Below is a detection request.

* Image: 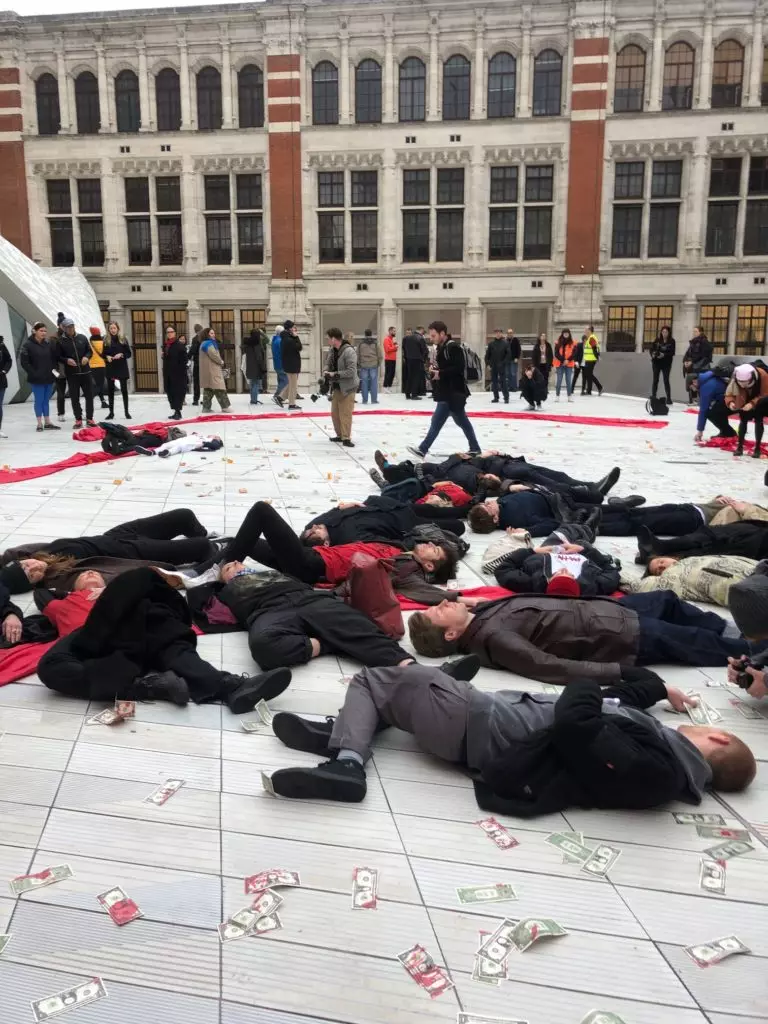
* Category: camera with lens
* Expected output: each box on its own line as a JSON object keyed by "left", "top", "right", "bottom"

{"left": 732, "top": 653, "right": 767, "bottom": 689}
{"left": 310, "top": 376, "right": 331, "bottom": 402}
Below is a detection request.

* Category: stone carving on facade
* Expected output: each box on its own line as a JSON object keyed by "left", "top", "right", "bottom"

{"left": 609, "top": 138, "right": 695, "bottom": 158}
{"left": 708, "top": 135, "right": 768, "bottom": 155}
{"left": 394, "top": 148, "right": 472, "bottom": 167}
{"left": 112, "top": 157, "right": 183, "bottom": 174}
{"left": 307, "top": 152, "right": 383, "bottom": 170}
{"left": 484, "top": 143, "right": 564, "bottom": 163}
{"left": 192, "top": 155, "right": 265, "bottom": 172}
{"left": 32, "top": 159, "right": 102, "bottom": 177}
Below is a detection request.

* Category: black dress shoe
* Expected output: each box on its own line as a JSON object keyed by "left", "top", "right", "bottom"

{"left": 223, "top": 668, "right": 292, "bottom": 714}
{"left": 272, "top": 711, "right": 335, "bottom": 755}
{"left": 635, "top": 525, "right": 658, "bottom": 565}
{"left": 329, "top": 436, "right": 342, "bottom": 442}
{"left": 342, "top": 439, "right": 355, "bottom": 447}
{"left": 132, "top": 670, "right": 189, "bottom": 706}
{"left": 595, "top": 466, "right": 621, "bottom": 496}
{"left": 607, "top": 494, "right": 645, "bottom": 509}
{"left": 374, "top": 449, "right": 387, "bottom": 471}
{"left": 440, "top": 654, "right": 480, "bottom": 682}
{"left": 270, "top": 758, "right": 367, "bottom": 802}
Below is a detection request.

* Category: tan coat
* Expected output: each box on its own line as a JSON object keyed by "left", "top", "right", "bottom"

{"left": 624, "top": 555, "right": 759, "bottom": 607}
{"left": 709, "top": 500, "right": 768, "bottom": 526}
{"left": 198, "top": 339, "right": 227, "bottom": 390}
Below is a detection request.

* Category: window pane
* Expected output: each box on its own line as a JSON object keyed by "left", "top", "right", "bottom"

{"left": 355, "top": 60, "right": 382, "bottom": 124}
{"left": 156, "top": 176, "right": 181, "bottom": 212}
{"left": 614, "top": 45, "right": 646, "bottom": 112}
{"left": 648, "top": 204, "right": 679, "bottom": 257}
{"left": 735, "top": 304, "right": 767, "bottom": 356}
{"left": 525, "top": 165, "right": 554, "bottom": 202}
{"left": 642, "top": 305, "right": 674, "bottom": 349}
{"left": 490, "top": 166, "right": 518, "bottom": 204}
{"left": 399, "top": 57, "right": 426, "bottom": 122}
{"left": 238, "top": 64, "right": 264, "bottom": 128}
{"left": 709, "top": 157, "right": 742, "bottom": 196}
{"left": 436, "top": 209, "right": 464, "bottom": 260}
{"left": 318, "top": 171, "right": 344, "bottom": 207}
{"left": 78, "top": 218, "right": 104, "bottom": 266}
{"left": 523, "top": 207, "right": 552, "bottom": 259}
{"left": 611, "top": 205, "right": 643, "bottom": 258}
{"left": 36, "top": 73, "right": 61, "bottom": 136}
{"left": 156, "top": 68, "right": 181, "bottom": 131}
{"left": 236, "top": 173, "right": 262, "bottom": 209}
{"left": 744, "top": 199, "right": 768, "bottom": 255}
{"left": 712, "top": 40, "right": 744, "bottom": 108}
{"left": 763, "top": 43, "right": 768, "bottom": 105}
{"left": 442, "top": 54, "right": 470, "bottom": 121}
{"left": 158, "top": 216, "right": 183, "bottom": 265}
{"left": 77, "top": 179, "right": 102, "bottom": 214}
{"left": 237, "top": 214, "right": 264, "bottom": 264}
{"left": 115, "top": 69, "right": 140, "bottom": 132}
{"left": 206, "top": 215, "right": 232, "bottom": 264}
{"left": 313, "top": 61, "right": 339, "bottom": 125}
{"left": 651, "top": 160, "right": 682, "bottom": 198}
{"left": 351, "top": 170, "right": 377, "bottom": 207}
{"left": 403, "top": 169, "right": 430, "bottom": 206}
{"left": 488, "top": 52, "right": 516, "bottom": 118}
{"left": 318, "top": 211, "right": 344, "bottom": 262}
{"left": 489, "top": 207, "right": 517, "bottom": 260}
{"left": 75, "top": 71, "right": 100, "bottom": 134}
{"left": 47, "top": 179, "right": 71, "bottom": 214}
{"left": 204, "top": 175, "right": 230, "bottom": 210}
{"left": 403, "top": 210, "right": 430, "bottom": 261}
{"left": 749, "top": 156, "right": 768, "bottom": 195}
{"left": 127, "top": 217, "right": 151, "bottom": 265}
{"left": 533, "top": 50, "right": 562, "bottom": 116}
{"left": 351, "top": 211, "right": 377, "bottom": 262}
{"left": 437, "top": 168, "right": 464, "bottom": 205}
{"left": 662, "top": 42, "right": 694, "bottom": 110}
{"left": 50, "top": 218, "right": 74, "bottom": 266}
{"left": 197, "top": 66, "right": 222, "bottom": 130}
{"left": 125, "top": 177, "right": 149, "bottom": 212}
{"left": 606, "top": 306, "right": 637, "bottom": 352}
{"left": 614, "top": 162, "right": 645, "bottom": 199}
{"left": 705, "top": 202, "right": 738, "bottom": 256}
{"left": 699, "top": 305, "right": 730, "bottom": 354}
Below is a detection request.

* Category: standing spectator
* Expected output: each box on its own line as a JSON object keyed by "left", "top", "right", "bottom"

{"left": 161, "top": 326, "right": 177, "bottom": 412}
{"left": 188, "top": 323, "right": 203, "bottom": 406}
{"left": 506, "top": 328, "right": 521, "bottom": 393}
{"left": 531, "top": 332, "right": 554, "bottom": 382}
{"left": 683, "top": 326, "right": 713, "bottom": 405}
{"left": 357, "top": 329, "right": 382, "bottom": 405}
{"left": 19, "top": 322, "right": 60, "bottom": 433}
{"left": 88, "top": 327, "right": 109, "bottom": 410}
{"left": 271, "top": 325, "right": 287, "bottom": 399}
{"left": 53, "top": 312, "right": 68, "bottom": 422}
{"left": 485, "top": 328, "right": 511, "bottom": 404}
{"left": 243, "top": 327, "right": 267, "bottom": 406}
{"left": 407, "top": 321, "right": 480, "bottom": 458}
{"left": 166, "top": 332, "right": 189, "bottom": 420}
{"left": 520, "top": 363, "right": 547, "bottom": 411}
{"left": 104, "top": 320, "right": 132, "bottom": 421}
{"left": 0, "top": 334, "right": 12, "bottom": 439}
{"left": 572, "top": 335, "right": 585, "bottom": 393}
{"left": 383, "top": 326, "right": 398, "bottom": 390}
{"left": 650, "top": 324, "right": 676, "bottom": 404}
{"left": 581, "top": 325, "right": 603, "bottom": 396}
{"left": 403, "top": 326, "right": 428, "bottom": 400}
{"left": 55, "top": 317, "right": 95, "bottom": 427}
{"left": 274, "top": 320, "right": 301, "bottom": 410}
{"left": 553, "top": 329, "right": 577, "bottom": 402}
{"left": 726, "top": 363, "right": 768, "bottom": 458}
{"left": 325, "top": 327, "right": 359, "bottom": 447}
{"left": 199, "top": 327, "right": 232, "bottom": 414}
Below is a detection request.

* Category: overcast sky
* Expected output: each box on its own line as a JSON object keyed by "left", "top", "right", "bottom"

{"left": 9, "top": 0, "right": 262, "bottom": 14}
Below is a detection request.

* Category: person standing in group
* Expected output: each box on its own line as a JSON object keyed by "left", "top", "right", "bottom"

{"left": 726, "top": 363, "right": 768, "bottom": 458}
{"left": 19, "top": 322, "right": 60, "bottom": 433}
{"left": 553, "top": 329, "right": 577, "bottom": 403}
{"left": 407, "top": 321, "right": 480, "bottom": 459}
{"left": 188, "top": 323, "right": 203, "bottom": 406}
{"left": 325, "top": 328, "right": 359, "bottom": 447}
{"left": 383, "top": 326, "right": 398, "bottom": 390}
{"left": 581, "top": 325, "right": 603, "bottom": 396}
{"left": 403, "top": 326, "right": 428, "bottom": 400}
{"left": 243, "top": 326, "right": 267, "bottom": 406}
{"left": 0, "top": 334, "right": 12, "bottom": 439}
{"left": 271, "top": 325, "right": 287, "bottom": 399}
{"left": 166, "top": 331, "right": 189, "bottom": 420}
{"left": 199, "top": 327, "right": 232, "bottom": 414}
{"left": 161, "top": 326, "right": 179, "bottom": 412}
{"left": 357, "top": 329, "right": 382, "bottom": 405}
{"left": 274, "top": 320, "right": 302, "bottom": 410}
{"left": 485, "top": 327, "right": 511, "bottom": 404}
{"left": 531, "top": 332, "right": 554, "bottom": 382}
{"left": 88, "top": 327, "right": 109, "bottom": 410}
{"left": 53, "top": 312, "right": 68, "bottom": 422}
{"left": 55, "top": 317, "right": 95, "bottom": 427}
{"left": 506, "top": 328, "right": 521, "bottom": 394}
{"left": 104, "top": 321, "right": 132, "bottom": 421}
{"left": 683, "top": 326, "right": 713, "bottom": 405}
{"left": 650, "top": 324, "right": 675, "bottom": 404}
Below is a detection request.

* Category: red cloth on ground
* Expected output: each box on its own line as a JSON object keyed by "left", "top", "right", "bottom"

{"left": 72, "top": 426, "right": 106, "bottom": 442}
{"left": 701, "top": 435, "right": 768, "bottom": 456}
{"left": 415, "top": 482, "right": 473, "bottom": 507}
{"left": 316, "top": 542, "right": 401, "bottom": 585}
{"left": 0, "top": 449, "right": 135, "bottom": 484}
{"left": 0, "top": 591, "right": 94, "bottom": 686}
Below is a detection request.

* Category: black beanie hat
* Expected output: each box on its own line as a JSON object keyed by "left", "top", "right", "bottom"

{"left": 0, "top": 562, "right": 31, "bottom": 595}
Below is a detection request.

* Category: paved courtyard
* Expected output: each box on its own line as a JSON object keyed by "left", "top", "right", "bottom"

{"left": 0, "top": 388, "right": 766, "bottom": 1024}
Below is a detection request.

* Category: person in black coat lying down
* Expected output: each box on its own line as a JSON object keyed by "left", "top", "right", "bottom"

{"left": 265, "top": 666, "right": 756, "bottom": 809}
{"left": 493, "top": 529, "right": 621, "bottom": 597}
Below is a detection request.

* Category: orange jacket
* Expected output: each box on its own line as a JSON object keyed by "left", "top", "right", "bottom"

{"left": 553, "top": 340, "right": 576, "bottom": 368}
{"left": 383, "top": 336, "right": 398, "bottom": 360}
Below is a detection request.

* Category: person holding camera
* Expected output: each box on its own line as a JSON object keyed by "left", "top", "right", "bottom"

{"left": 325, "top": 328, "right": 359, "bottom": 448}
{"left": 727, "top": 572, "right": 768, "bottom": 699}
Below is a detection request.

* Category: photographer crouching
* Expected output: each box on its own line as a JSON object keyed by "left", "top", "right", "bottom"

{"left": 726, "top": 570, "right": 768, "bottom": 698}
{"left": 325, "top": 327, "right": 359, "bottom": 448}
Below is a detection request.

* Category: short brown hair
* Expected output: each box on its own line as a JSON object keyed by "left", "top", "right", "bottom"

{"left": 708, "top": 734, "right": 756, "bottom": 792}
{"left": 468, "top": 505, "right": 496, "bottom": 534}
{"left": 408, "top": 612, "right": 459, "bottom": 658}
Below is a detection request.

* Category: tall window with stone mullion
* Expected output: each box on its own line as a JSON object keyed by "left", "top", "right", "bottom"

{"left": 706, "top": 157, "right": 741, "bottom": 257}
{"left": 487, "top": 53, "right": 516, "bottom": 118}
{"left": 611, "top": 161, "right": 644, "bottom": 258}
{"left": 204, "top": 174, "right": 232, "bottom": 264}
{"left": 488, "top": 166, "right": 518, "bottom": 260}
{"left": 125, "top": 177, "right": 152, "bottom": 265}
{"left": 351, "top": 171, "right": 378, "bottom": 263}
{"left": 236, "top": 173, "right": 264, "bottom": 264}
{"left": 77, "top": 179, "right": 104, "bottom": 266}
{"left": 355, "top": 61, "right": 382, "bottom": 124}
{"left": 313, "top": 62, "right": 339, "bottom": 125}
{"left": 156, "top": 176, "right": 183, "bottom": 265}
{"left": 402, "top": 168, "right": 430, "bottom": 262}
{"left": 648, "top": 160, "right": 682, "bottom": 258}
{"left": 47, "top": 179, "right": 74, "bottom": 266}
{"left": 317, "top": 171, "right": 345, "bottom": 263}
{"left": 115, "top": 70, "right": 141, "bottom": 132}
{"left": 36, "top": 73, "right": 61, "bottom": 136}
{"left": 745, "top": 156, "right": 768, "bottom": 256}
{"left": 442, "top": 55, "right": 470, "bottom": 121}
{"left": 523, "top": 165, "right": 554, "bottom": 259}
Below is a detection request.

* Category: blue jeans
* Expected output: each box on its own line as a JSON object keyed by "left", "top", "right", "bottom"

{"left": 418, "top": 400, "right": 480, "bottom": 455}
{"left": 31, "top": 382, "right": 54, "bottom": 418}
{"left": 359, "top": 366, "right": 379, "bottom": 403}
{"left": 274, "top": 370, "right": 288, "bottom": 396}
{"left": 507, "top": 361, "right": 518, "bottom": 392}
{"left": 555, "top": 365, "right": 573, "bottom": 396}
{"left": 249, "top": 378, "right": 261, "bottom": 404}
{"left": 490, "top": 366, "right": 509, "bottom": 401}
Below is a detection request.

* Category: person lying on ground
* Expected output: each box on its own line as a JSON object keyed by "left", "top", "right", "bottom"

{"left": 407, "top": 580, "right": 748, "bottom": 684}
{"left": 0, "top": 510, "right": 219, "bottom": 594}
{"left": 636, "top": 519, "right": 768, "bottom": 566}
{"left": 493, "top": 531, "right": 621, "bottom": 597}
{"left": 38, "top": 568, "right": 292, "bottom": 713}
{"left": 369, "top": 450, "right": 505, "bottom": 499}
{"left": 726, "top": 571, "right": 768, "bottom": 699}
{"left": 301, "top": 494, "right": 465, "bottom": 547}
{"left": 135, "top": 433, "right": 223, "bottom": 458}
{"left": 568, "top": 494, "right": 768, "bottom": 539}
{"left": 265, "top": 666, "right": 755, "bottom": 808}
{"left": 623, "top": 553, "right": 759, "bottom": 607}
{"left": 367, "top": 469, "right": 475, "bottom": 510}
{"left": 468, "top": 486, "right": 601, "bottom": 537}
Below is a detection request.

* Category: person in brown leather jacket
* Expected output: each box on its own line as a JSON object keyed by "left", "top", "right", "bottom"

{"left": 725, "top": 362, "right": 768, "bottom": 457}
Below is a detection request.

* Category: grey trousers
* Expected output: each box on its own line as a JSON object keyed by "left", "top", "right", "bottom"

{"left": 330, "top": 664, "right": 471, "bottom": 763}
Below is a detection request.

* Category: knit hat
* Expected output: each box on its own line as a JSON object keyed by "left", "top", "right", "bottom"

{"left": 728, "top": 574, "right": 768, "bottom": 639}
{"left": 60, "top": 317, "right": 75, "bottom": 328}
{"left": 283, "top": 320, "right": 295, "bottom": 330}
{"left": 735, "top": 364, "right": 756, "bottom": 383}
{"left": 0, "top": 562, "right": 31, "bottom": 595}
{"left": 89, "top": 326, "right": 103, "bottom": 339}
{"left": 546, "top": 574, "right": 581, "bottom": 599}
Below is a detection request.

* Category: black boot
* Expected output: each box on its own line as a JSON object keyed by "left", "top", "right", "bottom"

{"left": 105, "top": 411, "right": 114, "bottom": 420}
{"left": 374, "top": 449, "right": 387, "bottom": 471}
{"left": 594, "top": 466, "right": 621, "bottom": 496}
{"left": 571, "top": 485, "right": 602, "bottom": 505}
{"left": 635, "top": 525, "right": 662, "bottom": 565}
{"left": 608, "top": 494, "right": 645, "bottom": 509}
{"left": 440, "top": 654, "right": 480, "bottom": 682}
{"left": 734, "top": 445, "right": 744, "bottom": 457}
{"left": 132, "top": 670, "right": 189, "bottom": 706}
{"left": 271, "top": 758, "right": 367, "bottom": 802}
{"left": 221, "top": 668, "right": 292, "bottom": 714}
{"left": 577, "top": 506, "right": 602, "bottom": 535}
{"left": 272, "top": 712, "right": 335, "bottom": 755}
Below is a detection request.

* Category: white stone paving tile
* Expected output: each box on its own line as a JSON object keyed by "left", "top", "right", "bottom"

{"left": 0, "top": 733, "right": 74, "bottom": 771}
{"left": 66, "top": 741, "right": 221, "bottom": 790}
{"left": 0, "top": 764, "right": 62, "bottom": 807}
{"left": 53, "top": 773, "right": 221, "bottom": 830}
{"left": 0, "top": 706, "right": 83, "bottom": 741}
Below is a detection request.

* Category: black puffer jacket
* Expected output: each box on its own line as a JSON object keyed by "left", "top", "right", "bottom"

{"left": 243, "top": 330, "right": 267, "bottom": 379}
{"left": 55, "top": 332, "right": 93, "bottom": 377}
{"left": 280, "top": 330, "right": 302, "bottom": 374}
{"left": 0, "top": 338, "right": 11, "bottom": 390}
{"left": 19, "top": 336, "right": 57, "bottom": 385}
{"left": 494, "top": 543, "right": 620, "bottom": 597}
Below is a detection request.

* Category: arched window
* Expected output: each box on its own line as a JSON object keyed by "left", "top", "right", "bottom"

{"left": 442, "top": 54, "right": 470, "bottom": 120}
{"left": 156, "top": 68, "right": 181, "bottom": 131}
{"left": 238, "top": 64, "right": 264, "bottom": 128}
{"left": 532, "top": 50, "right": 562, "bottom": 116}
{"left": 312, "top": 61, "right": 338, "bottom": 124}
{"left": 614, "top": 45, "right": 646, "bottom": 112}
{"left": 36, "top": 73, "right": 60, "bottom": 135}
{"left": 197, "top": 66, "right": 222, "bottom": 130}
{"left": 662, "top": 42, "right": 695, "bottom": 109}
{"left": 355, "top": 59, "right": 382, "bottom": 124}
{"left": 115, "top": 69, "right": 140, "bottom": 132}
{"left": 487, "top": 52, "right": 516, "bottom": 118}
{"left": 75, "top": 71, "right": 100, "bottom": 134}
{"left": 399, "top": 56, "right": 426, "bottom": 122}
{"left": 712, "top": 39, "right": 744, "bottom": 108}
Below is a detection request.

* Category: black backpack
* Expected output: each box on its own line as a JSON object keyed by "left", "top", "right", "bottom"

{"left": 646, "top": 397, "right": 669, "bottom": 416}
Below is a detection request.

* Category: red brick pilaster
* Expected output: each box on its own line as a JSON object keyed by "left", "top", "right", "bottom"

{"left": 266, "top": 54, "right": 302, "bottom": 281}
{"left": 0, "top": 66, "right": 31, "bottom": 255}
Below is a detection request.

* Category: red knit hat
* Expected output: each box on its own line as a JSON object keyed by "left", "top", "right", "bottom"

{"left": 89, "top": 326, "right": 103, "bottom": 339}
{"left": 546, "top": 574, "right": 581, "bottom": 598}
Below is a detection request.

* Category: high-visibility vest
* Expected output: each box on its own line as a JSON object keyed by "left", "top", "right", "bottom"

{"left": 583, "top": 335, "right": 599, "bottom": 362}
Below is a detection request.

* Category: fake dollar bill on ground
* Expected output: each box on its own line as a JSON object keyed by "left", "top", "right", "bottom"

{"left": 458, "top": 1015, "right": 530, "bottom": 1024}
{"left": 545, "top": 832, "right": 593, "bottom": 863}
{"left": 702, "top": 839, "right": 754, "bottom": 862}
{"left": 472, "top": 930, "right": 509, "bottom": 986}
{"left": 245, "top": 869, "right": 300, "bottom": 893}
{"left": 10, "top": 864, "right": 73, "bottom": 896}
{"left": 96, "top": 886, "right": 143, "bottom": 926}
{"left": 31, "top": 978, "right": 108, "bottom": 1021}
{"left": 581, "top": 844, "right": 622, "bottom": 878}
{"left": 0, "top": 934, "right": 11, "bottom": 955}
{"left": 559, "top": 830, "right": 586, "bottom": 864}
{"left": 475, "top": 817, "right": 519, "bottom": 850}
{"left": 685, "top": 934, "right": 751, "bottom": 967}
{"left": 397, "top": 943, "right": 454, "bottom": 998}
{"left": 478, "top": 917, "right": 567, "bottom": 960}
{"left": 673, "top": 812, "right": 726, "bottom": 825}
{"left": 696, "top": 825, "right": 751, "bottom": 841}
{"left": 352, "top": 867, "right": 378, "bottom": 909}
{"left": 457, "top": 883, "right": 517, "bottom": 905}
{"left": 699, "top": 859, "right": 726, "bottom": 895}
{"left": 144, "top": 778, "right": 185, "bottom": 805}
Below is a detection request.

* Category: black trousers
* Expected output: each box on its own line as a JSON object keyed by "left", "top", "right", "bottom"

{"left": 520, "top": 379, "right": 543, "bottom": 407}
{"left": 223, "top": 501, "right": 326, "bottom": 584}
{"left": 91, "top": 367, "right": 108, "bottom": 405}
{"left": 67, "top": 373, "right": 94, "bottom": 421}
{"left": 405, "top": 359, "right": 425, "bottom": 397}
{"left": 383, "top": 361, "right": 397, "bottom": 388}
{"left": 103, "top": 509, "right": 212, "bottom": 564}
{"left": 55, "top": 376, "right": 67, "bottom": 416}
{"left": 651, "top": 521, "right": 768, "bottom": 562}
{"left": 600, "top": 503, "right": 703, "bottom": 537}
{"left": 706, "top": 399, "right": 737, "bottom": 437}
{"left": 580, "top": 363, "right": 601, "bottom": 394}
{"left": 737, "top": 395, "right": 768, "bottom": 447}
{"left": 108, "top": 377, "right": 130, "bottom": 417}
{"left": 192, "top": 361, "right": 200, "bottom": 403}
{"left": 490, "top": 366, "right": 509, "bottom": 401}
{"left": 651, "top": 362, "right": 672, "bottom": 401}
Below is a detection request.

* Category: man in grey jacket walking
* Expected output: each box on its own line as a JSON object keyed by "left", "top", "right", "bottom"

{"left": 325, "top": 327, "right": 359, "bottom": 447}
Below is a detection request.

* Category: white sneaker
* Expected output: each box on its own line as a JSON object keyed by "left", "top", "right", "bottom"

{"left": 58, "top": 415, "right": 65, "bottom": 422}
{"left": 555, "top": 396, "right": 560, "bottom": 402}
{"left": 0, "top": 431, "right": 7, "bottom": 439}
{"left": 568, "top": 396, "right": 574, "bottom": 403}
{"left": 525, "top": 405, "right": 536, "bottom": 412}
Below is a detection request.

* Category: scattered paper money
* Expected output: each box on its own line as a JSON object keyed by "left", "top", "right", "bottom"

{"left": 696, "top": 825, "right": 751, "bottom": 841}
{"left": 579, "top": 1013, "right": 628, "bottom": 1024}
{"left": 480, "top": 917, "right": 567, "bottom": 958}
{"left": 702, "top": 838, "right": 754, "bottom": 862}
{"left": 251, "top": 889, "right": 283, "bottom": 917}
{"left": 699, "top": 859, "right": 726, "bottom": 895}
{"left": 261, "top": 771, "right": 276, "bottom": 796}
{"left": 252, "top": 912, "right": 282, "bottom": 936}
{"left": 218, "top": 906, "right": 264, "bottom": 942}
{"left": 245, "top": 869, "right": 301, "bottom": 893}
{"left": 457, "top": 883, "right": 517, "bottom": 905}
{"left": 85, "top": 708, "right": 125, "bottom": 727}
{"left": 352, "top": 867, "right": 379, "bottom": 909}
{"left": 559, "top": 830, "right": 587, "bottom": 864}
{"left": 114, "top": 700, "right": 135, "bottom": 719}
{"left": 581, "top": 844, "right": 622, "bottom": 878}
{"left": 144, "top": 778, "right": 185, "bottom": 806}
{"left": 545, "top": 832, "right": 593, "bottom": 863}
{"left": 685, "top": 934, "right": 751, "bottom": 967}
{"left": 472, "top": 930, "right": 508, "bottom": 986}
{"left": 475, "top": 918, "right": 519, "bottom": 965}
{"left": 397, "top": 943, "right": 454, "bottom": 999}
{"left": 241, "top": 719, "right": 266, "bottom": 733}
{"left": 475, "top": 817, "right": 519, "bottom": 850}
{"left": 701, "top": 700, "right": 722, "bottom": 723}
{"left": 97, "top": 886, "right": 143, "bottom": 926}
{"left": 673, "top": 812, "right": 726, "bottom": 826}
{"left": 685, "top": 696, "right": 712, "bottom": 726}
{"left": 458, "top": 1016, "right": 530, "bottom": 1024}
{"left": 0, "top": 933, "right": 10, "bottom": 956}
{"left": 31, "top": 978, "right": 108, "bottom": 1021}
{"left": 10, "top": 864, "right": 73, "bottom": 896}
{"left": 254, "top": 699, "right": 273, "bottom": 726}
{"left": 729, "top": 698, "right": 764, "bottom": 720}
